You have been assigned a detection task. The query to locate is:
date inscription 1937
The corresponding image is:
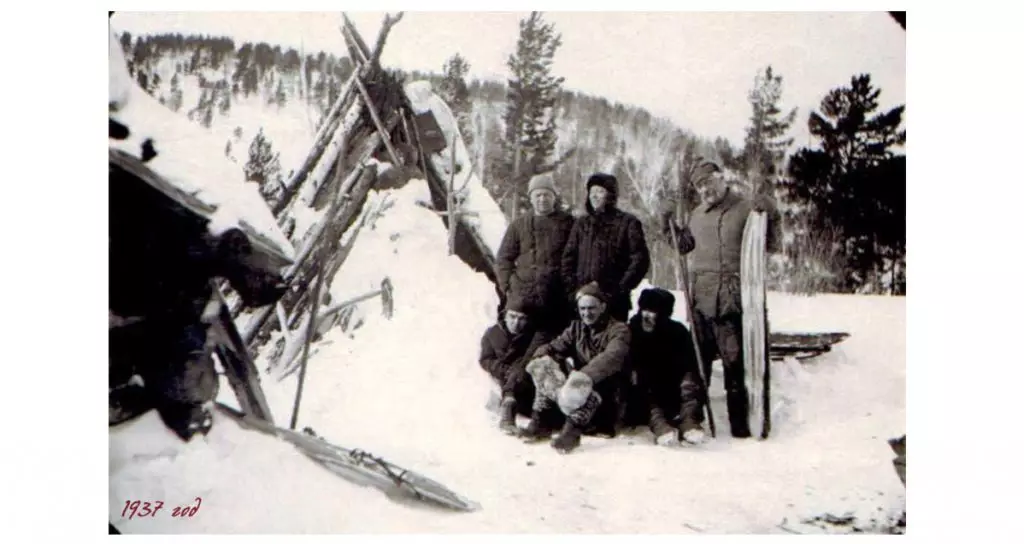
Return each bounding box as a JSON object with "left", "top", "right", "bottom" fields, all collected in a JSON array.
[{"left": 120, "top": 497, "right": 203, "bottom": 519}]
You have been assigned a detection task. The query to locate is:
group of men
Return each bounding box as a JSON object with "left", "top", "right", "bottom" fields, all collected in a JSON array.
[{"left": 478, "top": 158, "right": 780, "bottom": 454}]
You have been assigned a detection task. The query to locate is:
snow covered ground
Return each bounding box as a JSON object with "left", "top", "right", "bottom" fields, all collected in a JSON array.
[{"left": 109, "top": 177, "right": 906, "bottom": 534}]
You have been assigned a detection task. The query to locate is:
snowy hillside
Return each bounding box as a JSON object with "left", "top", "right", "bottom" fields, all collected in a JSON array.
[{"left": 110, "top": 175, "right": 906, "bottom": 534}]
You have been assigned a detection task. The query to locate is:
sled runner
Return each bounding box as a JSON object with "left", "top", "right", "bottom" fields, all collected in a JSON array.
[
  {"left": 740, "top": 211, "right": 770, "bottom": 439},
  {"left": 769, "top": 331, "right": 850, "bottom": 361}
]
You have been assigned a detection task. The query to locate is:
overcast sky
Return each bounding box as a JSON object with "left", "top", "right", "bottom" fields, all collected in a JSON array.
[{"left": 110, "top": 10, "right": 905, "bottom": 148}]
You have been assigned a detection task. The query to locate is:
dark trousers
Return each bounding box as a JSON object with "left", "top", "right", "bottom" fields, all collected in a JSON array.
[
  {"left": 584, "top": 376, "right": 624, "bottom": 436},
  {"left": 502, "top": 372, "right": 537, "bottom": 417},
  {"left": 692, "top": 310, "right": 751, "bottom": 437}
]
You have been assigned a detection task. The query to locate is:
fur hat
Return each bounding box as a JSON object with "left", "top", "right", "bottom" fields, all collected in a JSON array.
[
  {"left": 637, "top": 287, "right": 676, "bottom": 317},
  {"left": 575, "top": 281, "right": 607, "bottom": 304},
  {"left": 585, "top": 173, "right": 618, "bottom": 197},
  {"left": 527, "top": 172, "right": 557, "bottom": 196},
  {"left": 692, "top": 158, "right": 722, "bottom": 185},
  {"left": 584, "top": 173, "right": 619, "bottom": 214}
]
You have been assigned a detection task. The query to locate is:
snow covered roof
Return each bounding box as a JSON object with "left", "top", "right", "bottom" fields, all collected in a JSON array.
[{"left": 108, "top": 27, "right": 295, "bottom": 266}]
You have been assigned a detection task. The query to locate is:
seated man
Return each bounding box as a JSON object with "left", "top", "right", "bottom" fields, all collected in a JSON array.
[
  {"left": 522, "top": 282, "right": 631, "bottom": 453},
  {"left": 478, "top": 294, "right": 547, "bottom": 434},
  {"left": 628, "top": 287, "right": 707, "bottom": 446}
]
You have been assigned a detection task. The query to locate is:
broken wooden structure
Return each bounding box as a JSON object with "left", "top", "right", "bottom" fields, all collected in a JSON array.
[{"left": 218, "top": 12, "right": 499, "bottom": 425}]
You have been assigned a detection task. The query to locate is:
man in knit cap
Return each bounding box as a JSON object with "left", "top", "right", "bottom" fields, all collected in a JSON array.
[
  {"left": 561, "top": 172, "right": 650, "bottom": 323},
  {"left": 626, "top": 287, "right": 707, "bottom": 446},
  {"left": 521, "top": 282, "right": 631, "bottom": 453},
  {"left": 662, "top": 157, "right": 781, "bottom": 438},
  {"left": 496, "top": 171, "right": 576, "bottom": 335},
  {"left": 478, "top": 293, "right": 547, "bottom": 434}
]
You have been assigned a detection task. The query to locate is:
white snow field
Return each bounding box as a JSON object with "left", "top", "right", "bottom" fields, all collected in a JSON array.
[{"left": 109, "top": 178, "right": 906, "bottom": 534}]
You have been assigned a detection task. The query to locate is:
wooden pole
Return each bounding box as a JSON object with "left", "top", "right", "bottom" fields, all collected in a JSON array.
[
  {"left": 448, "top": 142, "right": 457, "bottom": 255},
  {"left": 289, "top": 127, "right": 350, "bottom": 430},
  {"left": 353, "top": 75, "right": 403, "bottom": 168},
  {"left": 511, "top": 142, "right": 521, "bottom": 220}
]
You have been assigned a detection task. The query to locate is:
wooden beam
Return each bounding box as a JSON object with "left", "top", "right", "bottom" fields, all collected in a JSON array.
[{"left": 353, "top": 75, "right": 403, "bottom": 168}]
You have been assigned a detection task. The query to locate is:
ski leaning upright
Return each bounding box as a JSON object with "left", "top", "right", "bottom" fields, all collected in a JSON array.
[{"left": 740, "top": 210, "right": 771, "bottom": 439}]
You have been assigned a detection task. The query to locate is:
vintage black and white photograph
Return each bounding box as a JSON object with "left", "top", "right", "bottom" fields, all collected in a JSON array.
[{"left": 107, "top": 9, "right": 907, "bottom": 534}]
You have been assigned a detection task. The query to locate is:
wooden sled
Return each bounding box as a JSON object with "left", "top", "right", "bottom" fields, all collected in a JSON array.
[{"left": 769, "top": 331, "right": 851, "bottom": 361}]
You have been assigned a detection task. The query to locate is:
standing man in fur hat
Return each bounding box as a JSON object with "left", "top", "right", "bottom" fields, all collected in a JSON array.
[
  {"left": 662, "top": 158, "right": 781, "bottom": 438},
  {"left": 496, "top": 172, "right": 577, "bottom": 335},
  {"left": 561, "top": 172, "right": 651, "bottom": 323},
  {"left": 627, "top": 287, "right": 707, "bottom": 446},
  {"left": 478, "top": 294, "right": 547, "bottom": 434},
  {"left": 521, "top": 282, "right": 631, "bottom": 453}
]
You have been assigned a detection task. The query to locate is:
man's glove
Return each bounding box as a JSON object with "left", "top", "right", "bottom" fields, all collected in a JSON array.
[
  {"left": 656, "top": 430, "right": 681, "bottom": 447},
  {"left": 557, "top": 370, "right": 594, "bottom": 415},
  {"left": 751, "top": 193, "right": 777, "bottom": 214}
]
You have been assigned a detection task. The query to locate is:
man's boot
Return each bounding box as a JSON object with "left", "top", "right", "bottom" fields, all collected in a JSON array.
[
  {"left": 552, "top": 392, "right": 602, "bottom": 454},
  {"left": 520, "top": 396, "right": 557, "bottom": 442},
  {"left": 726, "top": 389, "right": 752, "bottom": 439},
  {"left": 519, "top": 410, "right": 555, "bottom": 442},
  {"left": 498, "top": 395, "right": 518, "bottom": 435},
  {"left": 551, "top": 419, "right": 585, "bottom": 453}
]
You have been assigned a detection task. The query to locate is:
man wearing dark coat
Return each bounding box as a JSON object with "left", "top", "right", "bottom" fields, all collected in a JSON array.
[
  {"left": 521, "top": 282, "right": 631, "bottom": 454},
  {"left": 496, "top": 172, "right": 576, "bottom": 335},
  {"left": 663, "top": 158, "right": 781, "bottom": 438},
  {"left": 561, "top": 173, "right": 651, "bottom": 323},
  {"left": 478, "top": 295, "right": 548, "bottom": 434},
  {"left": 627, "top": 287, "right": 707, "bottom": 446}
]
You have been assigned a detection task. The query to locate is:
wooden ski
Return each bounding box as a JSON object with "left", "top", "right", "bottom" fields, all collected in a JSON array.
[
  {"left": 740, "top": 211, "right": 770, "bottom": 439},
  {"left": 215, "top": 403, "right": 480, "bottom": 512}
]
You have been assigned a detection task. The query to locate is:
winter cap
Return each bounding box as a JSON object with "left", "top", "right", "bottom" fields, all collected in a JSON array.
[
  {"left": 692, "top": 158, "right": 722, "bottom": 185},
  {"left": 586, "top": 173, "right": 618, "bottom": 195},
  {"left": 638, "top": 288, "right": 676, "bottom": 317},
  {"left": 505, "top": 293, "right": 531, "bottom": 315},
  {"left": 527, "top": 172, "right": 557, "bottom": 196},
  {"left": 575, "top": 281, "right": 608, "bottom": 304}
]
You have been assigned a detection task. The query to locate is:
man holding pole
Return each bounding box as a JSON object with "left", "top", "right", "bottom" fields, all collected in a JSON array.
[
  {"left": 662, "top": 158, "right": 781, "bottom": 439},
  {"left": 627, "top": 287, "right": 708, "bottom": 445}
]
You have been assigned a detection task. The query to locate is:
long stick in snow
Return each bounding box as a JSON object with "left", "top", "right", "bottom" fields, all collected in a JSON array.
[
  {"left": 353, "top": 75, "right": 403, "bottom": 168},
  {"left": 289, "top": 130, "right": 349, "bottom": 430},
  {"left": 669, "top": 221, "right": 717, "bottom": 439},
  {"left": 447, "top": 141, "right": 457, "bottom": 255}
]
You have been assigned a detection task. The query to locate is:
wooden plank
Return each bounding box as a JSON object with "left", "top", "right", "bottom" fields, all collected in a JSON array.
[{"left": 212, "top": 288, "right": 274, "bottom": 423}]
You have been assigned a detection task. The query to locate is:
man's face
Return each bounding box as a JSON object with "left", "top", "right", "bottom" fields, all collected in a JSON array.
[
  {"left": 588, "top": 185, "right": 610, "bottom": 212},
  {"left": 695, "top": 172, "right": 727, "bottom": 206},
  {"left": 577, "top": 295, "right": 605, "bottom": 326},
  {"left": 504, "top": 310, "right": 528, "bottom": 334},
  {"left": 530, "top": 189, "right": 556, "bottom": 216},
  {"left": 640, "top": 309, "right": 659, "bottom": 333}
]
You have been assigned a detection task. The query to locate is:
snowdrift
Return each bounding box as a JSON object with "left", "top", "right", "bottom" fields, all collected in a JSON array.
[
  {"left": 404, "top": 80, "right": 508, "bottom": 257},
  {"left": 111, "top": 175, "right": 906, "bottom": 533},
  {"left": 108, "top": 29, "right": 294, "bottom": 265}
]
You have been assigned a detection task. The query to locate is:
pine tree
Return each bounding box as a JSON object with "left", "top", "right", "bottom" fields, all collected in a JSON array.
[
  {"left": 244, "top": 128, "right": 284, "bottom": 206},
  {"left": 274, "top": 78, "right": 288, "bottom": 108},
  {"left": 218, "top": 86, "right": 232, "bottom": 116},
  {"left": 741, "top": 65, "right": 797, "bottom": 194},
  {"left": 119, "top": 32, "right": 132, "bottom": 55},
  {"left": 501, "top": 11, "right": 565, "bottom": 217},
  {"left": 166, "top": 73, "right": 184, "bottom": 113},
  {"left": 437, "top": 53, "right": 474, "bottom": 149},
  {"left": 787, "top": 74, "right": 906, "bottom": 294}
]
